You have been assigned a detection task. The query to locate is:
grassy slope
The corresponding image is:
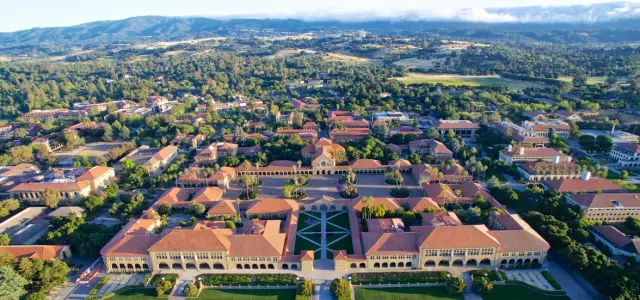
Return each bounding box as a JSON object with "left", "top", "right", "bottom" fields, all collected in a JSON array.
[{"left": 355, "top": 287, "right": 463, "bottom": 300}]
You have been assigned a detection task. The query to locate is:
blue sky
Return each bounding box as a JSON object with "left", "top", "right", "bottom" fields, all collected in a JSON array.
[{"left": 0, "top": 0, "right": 631, "bottom": 32}]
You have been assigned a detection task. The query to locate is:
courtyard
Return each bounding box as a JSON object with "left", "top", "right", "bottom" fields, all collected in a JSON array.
[
  {"left": 53, "top": 141, "right": 128, "bottom": 165},
  {"left": 294, "top": 210, "right": 354, "bottom": 260}
]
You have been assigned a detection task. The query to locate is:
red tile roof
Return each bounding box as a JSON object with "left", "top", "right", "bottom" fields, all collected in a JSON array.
[{"left": 543, "top": 177, "right": 625, "bottom": 193}]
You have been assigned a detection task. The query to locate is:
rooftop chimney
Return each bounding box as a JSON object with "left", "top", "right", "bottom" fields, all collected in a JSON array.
[{"left": 580, "top": 171, "right": 591, "bottom": 181}]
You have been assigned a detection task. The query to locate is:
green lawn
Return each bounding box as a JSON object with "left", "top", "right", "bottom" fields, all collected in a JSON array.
[
  {"left": 326, "top": 233, "right": 354, "bottom": 254},
  {"left": 481, "top": 285, "right": 570, "bottom": 300},
  {"left": 293, "top": 234, "right": 321, "bottom": 255},
  {"left": 111, "top": 288, "right": 157, "bottom": 300},
  {"left": 199, "top": 288, "right": 296, "bottom": 299},
  {"left": 391, "top": 73, "right": 549, "bottom": 90},
  {"left": 355, "top": 287, "right": 463, "bottom": 300},
  {"left": 326, "top": 212, "right": 350, "bottom": 229},
  {"left": 297, "top": 213, "right": 321, "bottom": 232}
]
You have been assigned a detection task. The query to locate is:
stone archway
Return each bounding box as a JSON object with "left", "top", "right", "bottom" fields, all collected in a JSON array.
[
  {"left": 425, "top": 260, "right": 436, "bottom": 267},
  {"left": 438, "top": 260, "right": 450, "bottom": 267},
  {"left": 159, "top": 263, "right": 170, "bottom": 270},
  {"left": 466, "top": 259, "right": 478, "bottom": 266},
  {"left": 172, "top": 263, "right": 183, "bottom": 270}
]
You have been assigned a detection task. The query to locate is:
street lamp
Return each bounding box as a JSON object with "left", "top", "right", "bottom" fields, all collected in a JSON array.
[{"left": 347, "top": 276, "right": 352, "bottom": 281}]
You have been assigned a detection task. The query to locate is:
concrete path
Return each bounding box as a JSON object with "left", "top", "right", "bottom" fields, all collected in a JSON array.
[
  {"left": 312, "top": 280, "right": 333, "bottom": 300},
  {"left": 546, "top": 260, "right": 602, "bottom": 300},
  {"left": 461, "top": 272, "right": 482, "bottom": 300}
]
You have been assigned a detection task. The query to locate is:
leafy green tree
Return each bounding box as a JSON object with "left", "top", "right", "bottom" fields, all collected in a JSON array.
[
  {"left": 0, "top": 234, "right": 10, "bottom": 246},
  {"left": 596, "top": 135, "right": 613, "bottom": 153},
  {"left": 408, "top": 153, "right": 422, "bottom": 164},
  {"left": 330, "top": 278, "right": 350, "bottom": 297},
  {"left": 190, "top": 203, "right": 206, "bottom": 216},
  {"left": 0, "top": 265, "right": 28, "bottom": 299},
  {"left": 0, "top": 249, "right": 16, "bottom": 267},
  {"left": 445, "top": 276, "right": 466, "bottom": 294},
  {"left": 43, "top": 188, "right": 60, "bottom": 208},
  {"left": 158, "top": 203, "right": 172, "bottom": 215},
  {"left": 184, "top": 282, "right": 198, "bottom": 297},
  {"left": 84, "top": 195, "right": 104, "bottom": 213},
  {"left": 472, "top": 277, "right": 493, "bottom": 293},
  {"left": 297, "top": 280, "right": 313, "bottom": 296},
  {"left": 155, "top": 280, "right": 173, "bottom": 296},
  {"left": 371, "top": 122, "right": 390, "bottom": 141},
  {"left": 486, "top": 176, "right": 502, "bottom": 189}
]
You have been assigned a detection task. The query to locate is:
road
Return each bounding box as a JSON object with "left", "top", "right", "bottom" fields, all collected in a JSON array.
[{"left": 545, "top": 259, "right": 604, "bottom": 300}]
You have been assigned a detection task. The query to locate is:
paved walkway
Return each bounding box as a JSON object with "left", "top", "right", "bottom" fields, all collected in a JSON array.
[
  {"left": 504, "top": 270, "right": 553, "bottom": 290},
  {"left": 297, "top": 211, "right": 351, "bottom": 260},
  {"left": 546, "top": 260, "right": 602, "bottom": 300},
  {"left": 461, "top": 272, "right": 482, "bottom": 300}
]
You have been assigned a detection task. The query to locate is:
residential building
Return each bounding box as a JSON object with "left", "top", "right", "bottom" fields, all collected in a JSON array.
[
  {"left": 517, "top": 161, "right": 581, "bottom": 181},
  {"left": 195, "top": 104, "right": 207, "bottom": 112},
  {"left": 420, "top": 182, "right": 506, "bottom": 210},
  {"left": 303, "top": 122, "right": 318, "bottom": 131},
  {"left": 498, "top": 145, "right": 571, "bottom": 165},
  {"left": 390, "top": 126, "right": 423, "bottom": 136},
  {"left": 521, "top": 111, "right": 547, "bottom": 121},
  {"left": 491, "top": 121, "right": 549, "bottom": 148},
  {"left": 301, "top": 138, "right": 346, "bottom": 169},
  {"left": 150, "top": 187, "right": 224, "bottom": 211},
  {"left": 421, "top": 212, "right": 462, "bottom": 226},
  {"left": 412, "top": 163, "right": 473, "bottom": 184},
  {"left": 142, "top": 146, "right": 179, "bottom": 175},
  {"left": 432, "top": 120, "right": 479, "bottom": 140},
  {"left": 590, "top": 226, "right": 640, "bottom": 262},
  {"left": 566, "top": 193, "right": 640, "bottom": 222},
  {"left": 223, "top": 133, "right": 267, "bottom": 143},
  {"left": 610, "top": 143, "right": 640, "bottom": 167},
  {"left": 553, "top": 110, "right": 583, "bottom": 122},
  {"left": 47, "top": 207, "right": 85, "bottom": 218},
  {"left": 408, "top": 139, "right": 453, "bottom": 161}
]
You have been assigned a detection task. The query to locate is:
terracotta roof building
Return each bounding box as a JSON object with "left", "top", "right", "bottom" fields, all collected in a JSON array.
[
  {"left": 176, "top": 167, "right": 236, "bottom": 188},
  {"left": 0, "top": 245, "right": 72, "bottom": 260},
  {"left": 499, "top": 145, "right": 571, "bottom": 165},
  {"left": 408, "top": 139, "right": 453, "bottom": 161},
  {"left": 194, "top": 142, "right": 238, "bottom": 165},
  {"left": 329, "top": 128, "right": 369, "bottom": 142},
  {"left": 542, "top": 174, "right": 626, "bottom": 194},
  {"left": 566, "top": 193, "right": 640, "bottom": 222},
  {"left": 432, "top": 120, "right": 479, "bottom": 139},
  {"left": 610, "top": 142, "right": 640, "bottom": 167},
  {"left": 591, "top": 226, "right": 640, "bottom": 263},
  {"left": 275, "top": 129, "right": 318, "bottom": 142},
  {"left": 517, "top": 161, "right": 581, "bottom": 181}
]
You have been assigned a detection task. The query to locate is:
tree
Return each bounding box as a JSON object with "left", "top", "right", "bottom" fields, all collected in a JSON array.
[
  {"left": 63, "top": 130, "right": 84, "bottom": 149},
  {"left": 119, "top": 126, "right": 131, "bottom": 140},
  {"left": 9, "top": 146, "right": 34, "bottom": 164},
  {"left": 155, "top": 280, "right": 173, "bottom": 296},
  {"left": 0, "top": 234, "right": 10, "bottom": 246},
  {"left": 225, "top": 220, "right": 236, "bottom": 229},
  {"left": 297, "top": 280, "right": 313, "bottom": 296},
  {"left": 408, "top": 153, "right": 422, "bottom": 164},
  {"left": 572, "top": 73, "right": 588, "bottom": 87},
  {"left": 184, "top": 282, "right": 198, "bottom": 297},
  {"left": 103, "top": 124, "right": 114, "bottom": 141},
  {"left": 330, "top": 278, "right": 350, "bottom": 297},
  {"left": 0, "top": 249, "right": 16, "bottom": 267},
  {"left": 0, "top": 265, "right": 28, "bottom": 299},
  {"left": 486, "top": 176, "right": 502, "bottom": 189},
  {"left": 621, "top": 170, "right": 629, "bottom": 180},
  {"left": 14, "top": 128, "right": 28, "bottom": 138},
  {"left": 0, "top": 198, "right": 20, "bottom": 218},
  {"left": 472, "top": 277, "right": 493, "bottom": 293},
  {"left": 445, "top": 276, "right": 466, "bottom": 294},
  {"left": 43, "top": 188, "right": 60, "bottom": 208},
  {"left": 190, "top": 203, "right": 206, "bottom": 216},
  {"left": 596, "top": 135, "right": 613, "bottom": 153},
  {"left": 578, "top": 135, "right": 596, "bottom": 151},
  {"left": 158, "top": 203, "right": 172, "bottom": 215},
  {"left": 25, "top": 292, "right": 47, "bottom": 300},
  {"left": 84, "top": 195, "right": 104, "bottom": 213},
  {"left": 371, "top": 122, "right": 390, "bottom": 141}
]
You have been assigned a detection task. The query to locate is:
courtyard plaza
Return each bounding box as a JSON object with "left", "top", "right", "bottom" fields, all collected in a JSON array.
[{"left": 222, "top": 174, "right": 423, "bottom": 201}]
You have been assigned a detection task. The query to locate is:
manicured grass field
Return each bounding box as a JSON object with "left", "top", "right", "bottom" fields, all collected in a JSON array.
[
  {"left": 297, "top": 213, "right": 321, "bottom": 232},
  {"left": 293, "top": 234, "right": 321, "bottom": 254},
  {"left": 326, "top": 233, "right": 354, "bottom": 254},
  {"left": 391, "top": 73, "right": 549, "bottom": 89},
  {"left": 558, "top": 76, "right": 627, "bottom": 85},
  {"left": 199, "top": 288, "right": 296, "bottom": 299},
  {"left": 111, "top": 288, "right": 157, "bottom": 300},
  {"left": 326, "top": 211, "right": 350, "bottom": 229},
  {"left": 480, "top": 285, "right": 570, "bottom": 300},
  {"left": 355, "top": 287, "right": 463, "bottom": 300}
]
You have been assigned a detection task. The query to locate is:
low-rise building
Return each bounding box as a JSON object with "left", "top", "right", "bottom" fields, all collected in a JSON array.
[
  {"left": 274, "top": 129, "right": 318, "bottom": 142},
  {"left": 329, "top": 128, "right": 369, "bottom": 142},
  {"left": 499, "top": 145, "right": 571, "bottom": 165},
  {"left": 194, "top": 142, "right": 238, "bottom": 165},
  {"left": 542, "top": 173, "right": 626, "bottom": 193},
  {"left": 590, "top": 226, "right": 640, "bottom": 262},
  {"left": 517, "top": 161, "right": 581, "bottom": 181},
  {"left": 374, "top": 111, "right": 410, "bottom": 123},
  {"left": 566, "top": 193, "right": 640, "bottom": 222},
  {"left": 9, "top": 166, "right": 115, "bottom": 205},
  {"left": 408, "top": 139, "right": 453, "bottom": 161},
  {"left": 522, "top": 121, "right": 571, "bottom": 138},
  {"left": 610, "top": 143, "right": 640, "bottom": 167},
  {"left": 19, "top": 109, "right": 88, "bottom": 121},
  {"left": 0, "top": 245, "right": 72, "bottom": 260},
  {"left": 412, "top": 163, "right": 473, "bottom": 184},
  {"left": 176, "top": 167, "right": 236, "bottom": 188},
  {"left": 142, "top": 146, "right": 179, "bottom": 175},
  {"left": 432, "top": 120, "right": 479, "bottom": 140}
]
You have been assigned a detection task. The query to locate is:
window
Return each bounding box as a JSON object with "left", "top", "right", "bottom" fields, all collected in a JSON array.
[
  {"left": 481, "top": 248, "right": 494, "bottom": 255},
  {"left": 440, "top": 250, "right": 451, "bottom": 257},
  {"left": 454, "top": 249, "right": 465, "bottom": 256},
  {"left": 425, "top": 250, "right": 437, "bottom": 256}
]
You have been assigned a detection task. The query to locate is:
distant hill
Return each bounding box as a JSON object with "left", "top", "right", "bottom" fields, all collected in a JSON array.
[{"left": 4, "top": 9, "right": 640, "bottom": 46}]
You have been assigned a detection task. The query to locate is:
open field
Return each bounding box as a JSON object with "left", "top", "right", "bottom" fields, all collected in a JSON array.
[
  {"left": 480, "top": 285, "right": 570, "bottom": 300},
  {"left": 355, "top": 287, "right": 463, "bottom": 300},
  {"left": 392, "top": 58, "right": 450, "bottom": 69},
  {"left": 558, "top": 76, "right": 627, "bottom": 84},
  {"left": 323, "top": 53, "right": 370, "bottom": 64},
  {"left": 268, "top": 49, "right": 317, "bottom": 59},
  {"left": 53, "top": 141, "right": 127, "bottom": 164},
  {"left": 392, "top": 73, "right": 549, "bottom": 89},
  {"left": 199, "top": 288, "right": 296, "bottom": 299}
]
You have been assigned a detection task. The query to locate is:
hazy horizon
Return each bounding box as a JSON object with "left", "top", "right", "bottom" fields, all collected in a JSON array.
[{"left": 2, "top": 0, "right": 639, "bottom": 33}]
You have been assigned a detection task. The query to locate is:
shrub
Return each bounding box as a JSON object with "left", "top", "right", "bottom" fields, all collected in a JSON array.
[
  {"left": 184, "top": 282, "right": 199, "bottom": 297},
  {"left": 472, "top": 277, "right": 493, "bottom": 293},
  {"left": 89, "top": 276, "right": 109, "bottom": 295},
  {"left": 351, "top": 271, "right": 449, "bottom": 284},
  {"left": 390, "top": 187, "right": 410, "bottom": 198},
  {"left": 470, "top": 269, "right": 498, "bottom": 281},
  {"left": 201, "top": 274, "right": 297, "bottom": 286},
  {"left": 297, "top": 280, "right": 313, "bottom": 296},
  {"left": 142, "top": 273, "right": 153, "bottom": 285},
  {"left": 330, "top": 278, "right": 350, "bottom": 297},
  {"left": 155, "top": 280, "right": 173, "bottom": 296},
  {"left": 541, "top": 270, "right": 562, "bottom": 290},
  {"left": 26, "top": 292, "right": 47, "bottom": 300},
  {"left": 445, "top": 276, "right": 466, "bottom": 294}
]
